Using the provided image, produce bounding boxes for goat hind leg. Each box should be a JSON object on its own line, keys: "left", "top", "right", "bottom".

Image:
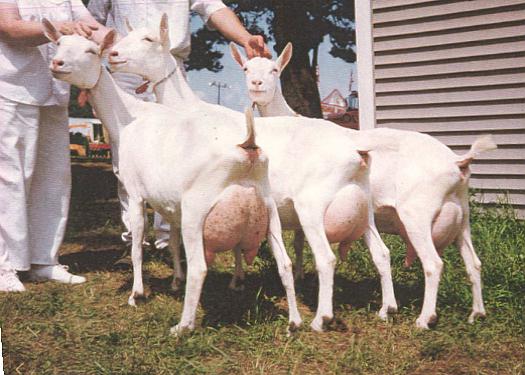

{"left": 170, "top": 217, "right": 208, "bottom": 336}
{"left": 398, "top": 209, "right": 443, "bottom": 329}
{"left": 229, "top": 245, "right": 245, "bottom": 291}
{"left": 364, "top": 223, "right": 398, "bottom": 320}
{"left": 169, "top": 227, "right": 185, "bottom": 291}
{"left": 293, "top": 230, "right": 305, "bottom": 280}
{"left": 295, "top": 202, "right": 337, "bottom": 332}
{"left": 456, "top": 224, "right": 486, "bottom": 323}
{"left": 267, "top": 201, "right": 302, "bottom": 332}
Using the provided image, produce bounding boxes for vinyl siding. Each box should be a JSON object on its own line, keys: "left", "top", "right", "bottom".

{"left": 370, "top": 0, "right": 525, "bottom": 218}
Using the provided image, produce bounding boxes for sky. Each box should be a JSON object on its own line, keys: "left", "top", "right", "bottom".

{"left": 186, "top": 16, "right": 357, "bottom": 113}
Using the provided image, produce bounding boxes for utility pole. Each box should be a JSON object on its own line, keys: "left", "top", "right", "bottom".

{"left": 209, "top": 81, "right": 230, "bottom": 105}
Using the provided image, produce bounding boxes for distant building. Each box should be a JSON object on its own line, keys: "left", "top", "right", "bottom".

{"left": 321, "top": 89, "right": 359, "bottom": 130}
{"left": 321, "top": 89, "right": 348, "bottom": 118}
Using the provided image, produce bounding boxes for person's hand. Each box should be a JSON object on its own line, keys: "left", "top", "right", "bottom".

{"left": 54, "top": 20, "right": 98, "bottom": 38}
{"left": 243, "top": 35, "right": 271, "bottom": 59}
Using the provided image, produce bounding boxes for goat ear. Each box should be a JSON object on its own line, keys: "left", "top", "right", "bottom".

{"left": 229, "top": 42, "right": 246, "bottom": 67}
{"left": 160, "top": 13, "right": 169, "bottom": 47}
{"left": 276, "top": 42, "right": 293, "bottom": 72}
{"left": 42, "top": 18, "right": 61, "bottom": 43}
{"left": 99, "top": 29, "right": 116, "bottom": 55}
{"left": 124, "top": 17, "right": 133, "bottom": 33}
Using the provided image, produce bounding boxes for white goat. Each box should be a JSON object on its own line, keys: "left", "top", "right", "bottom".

{"left": 43, "top": 21, "right": 303, "bottom": 335}
{"left": 110, "top": 14, "right": 400, "bottom": 332}
{"left": 231, "top": 42, "right": 496, "bottom": 328}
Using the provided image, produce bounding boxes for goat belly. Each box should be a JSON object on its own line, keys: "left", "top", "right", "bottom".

{"left": 203, "top": 185, "right": 269, "bottom": 265}
{"left": 324, "top": 185, "right": 369, "bottom": 247}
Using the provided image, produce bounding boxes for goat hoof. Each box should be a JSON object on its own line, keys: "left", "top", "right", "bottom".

{"left": 170, "top": 324, "right": 192, "bottom": 337}
{"left": 311, "top": 315, "right": 333, "bottom": 332}
{"left": 128, "top": 296, "right": 137, "bottom": 306}
{"left": 468, "top": 310, "right": 486, "bottom": 324}
{"left": 171, "top": 277, "right": 184, "bottom": 292}
{"left": 378, "top": 304, "right": 398, "bottom": 320}
{"left": 286, "top": 320, "right": 302, "bottom": 337}
{"left": 128, "top": 291, "right": 145, "bottom": 306}
{"left": 416, "top": 314, "right": 438, "bottom": 329}
{"left": 228, "top": 278, "right": 245, "bottom": 292}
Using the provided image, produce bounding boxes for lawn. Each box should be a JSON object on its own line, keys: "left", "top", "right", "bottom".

{"left": 1, "top": 161, "right": 524, "bottom": 374}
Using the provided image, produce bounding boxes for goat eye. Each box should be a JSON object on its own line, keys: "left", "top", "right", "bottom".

{"left": 272, "top": 68, "right": 279, "bottom": 73}
{"left": 243, "top": 67, "right": 248, "bottom": 72}
{"left": 143, "top": 37, "right": 154, "bottom": 42}
{"left": 86, "top": 49, "right": 97, "bottom": 54}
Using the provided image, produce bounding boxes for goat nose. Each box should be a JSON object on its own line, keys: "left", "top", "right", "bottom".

{"left": 109, "top": 50, "right": 118, "bottom": 57}
{"left": 52, "top": 59, "right": 64, "bottom": 67}
{"left": 252, "top": 80, "right": 262, "bottom": 86}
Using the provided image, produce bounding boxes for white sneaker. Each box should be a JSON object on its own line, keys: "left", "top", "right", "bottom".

{"left": 0, "top": 269, "right": 26, "bottom": 292}
{"left": 154, "top": 238, "right": 169, "bottom": 250}
{"left": 28, "top": 265, "right": 86, "bottom": 284}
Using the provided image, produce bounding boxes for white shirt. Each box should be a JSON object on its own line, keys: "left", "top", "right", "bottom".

{"left": 0, "top": 0, "right": 90, "bottom": 106}
{"left": 87, "top": 0, "right": 226, "bottom": 59}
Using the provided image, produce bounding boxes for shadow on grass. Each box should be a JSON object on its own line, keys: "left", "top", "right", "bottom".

{"left": 62, "top": 162, "right": 427, "bottom": 330}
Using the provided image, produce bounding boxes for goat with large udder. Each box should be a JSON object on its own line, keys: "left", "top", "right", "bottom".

{"left": 43, "top": 20, "right": 303, "bottom": 335}
{"left": 110, "top": 14, "right": 400, "bottom": 332}
{"left": 229, "top": 42, "right": 497, "bottom": 328}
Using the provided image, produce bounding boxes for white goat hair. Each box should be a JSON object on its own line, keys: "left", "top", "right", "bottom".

{"left": 231, "top": 42, "right": 497, "bottom": 328}
{"left": 43, "top": 21, "right": 303, "bottom": 335}
{"left": 110, "top": 14, "right": 400, "bottom": 332}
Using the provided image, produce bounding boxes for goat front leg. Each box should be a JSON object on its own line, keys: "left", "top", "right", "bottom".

{"left": 363, "top": 219, "right": 397, "bottom": 320}
{"left": 128, "top": 197, "right": 146, "bottom": 306}
{"left": 266, "top": 201, "right": 302, "bottom": 333}
{"left": 169, "top": 226, "right": 185, "bottom": 291}
{"left": 229, "top": 245, "right": 245, "bottom": 291}
{"left": 293, "top": 230, "right": 305, "bottom": 280}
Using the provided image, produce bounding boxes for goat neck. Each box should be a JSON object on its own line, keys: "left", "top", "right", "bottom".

{"left": 256, "top": 88, "right": 297, "bottom": 117}
{"left": 89, "top": 67, "right": 146, "bottom": 145}
{"left": 153, "top": 55, "right": 200, "bottom": 107}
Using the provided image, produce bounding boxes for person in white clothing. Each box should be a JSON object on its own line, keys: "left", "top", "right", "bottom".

{"left": 0, "top": 1, "right": 107, "bottom": 291}
{"left": 87, "top": 0, "right": 271, "bottom": 249}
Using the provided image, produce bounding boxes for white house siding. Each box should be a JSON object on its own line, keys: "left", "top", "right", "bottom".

{"left": 361, "top": 0, "right": 525, "bottom": 218}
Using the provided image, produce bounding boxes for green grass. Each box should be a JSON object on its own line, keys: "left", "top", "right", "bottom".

{"left": 1, "top": 162, "right": 524, "bottom": 374}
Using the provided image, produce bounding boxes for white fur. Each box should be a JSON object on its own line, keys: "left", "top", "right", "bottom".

{"left": 45, "top": 23, "right": 302, "bottom": 335}
{"left": 110, "top": 17, "right": 399, "bottom": 331}
{"left": 232, "top": 43, "right": 496, "bottom": 328}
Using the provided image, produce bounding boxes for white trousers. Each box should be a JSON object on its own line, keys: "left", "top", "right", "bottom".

{"left": 111, "top": 72, "right": 170, "bottom": 248}
{"left": 0, "top": 96, "right": 70, "bottom": 271}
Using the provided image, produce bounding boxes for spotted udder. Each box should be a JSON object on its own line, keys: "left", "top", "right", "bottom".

{"left": 203, "top": 185, "right": 269, "bottom": 265}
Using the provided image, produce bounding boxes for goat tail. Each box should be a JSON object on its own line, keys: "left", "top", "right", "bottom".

{"left": 238, "top": 106, "right": 258, "bottom": 150}
{"left": 456, "top": 134, "right": 497, "bottom": 168}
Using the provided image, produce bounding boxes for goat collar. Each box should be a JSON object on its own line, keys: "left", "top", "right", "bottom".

{"left": 135, "top": 68, "right": 177, "bottom": 95}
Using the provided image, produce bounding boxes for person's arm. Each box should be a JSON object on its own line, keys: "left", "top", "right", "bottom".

{"left": 0, "top": 3, "right": 51, "bottom": 46}
{"left": 0, "top": 2, "right": 105, "bottom": 46}
{"left": 72, "top": 0, "right": 111, "bottom": 44}
{"left": 191, "top": 1, "right": 271, "bottom": 59}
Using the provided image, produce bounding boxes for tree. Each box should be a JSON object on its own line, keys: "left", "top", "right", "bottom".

{"left": 187, "top": 0, "right": 356, "bottom": 118}
{"left": 69, "top": 1, "right": 356, "bottom": 118}
{"left": 69, "top": 86, "right": 94, "bottom": 118}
